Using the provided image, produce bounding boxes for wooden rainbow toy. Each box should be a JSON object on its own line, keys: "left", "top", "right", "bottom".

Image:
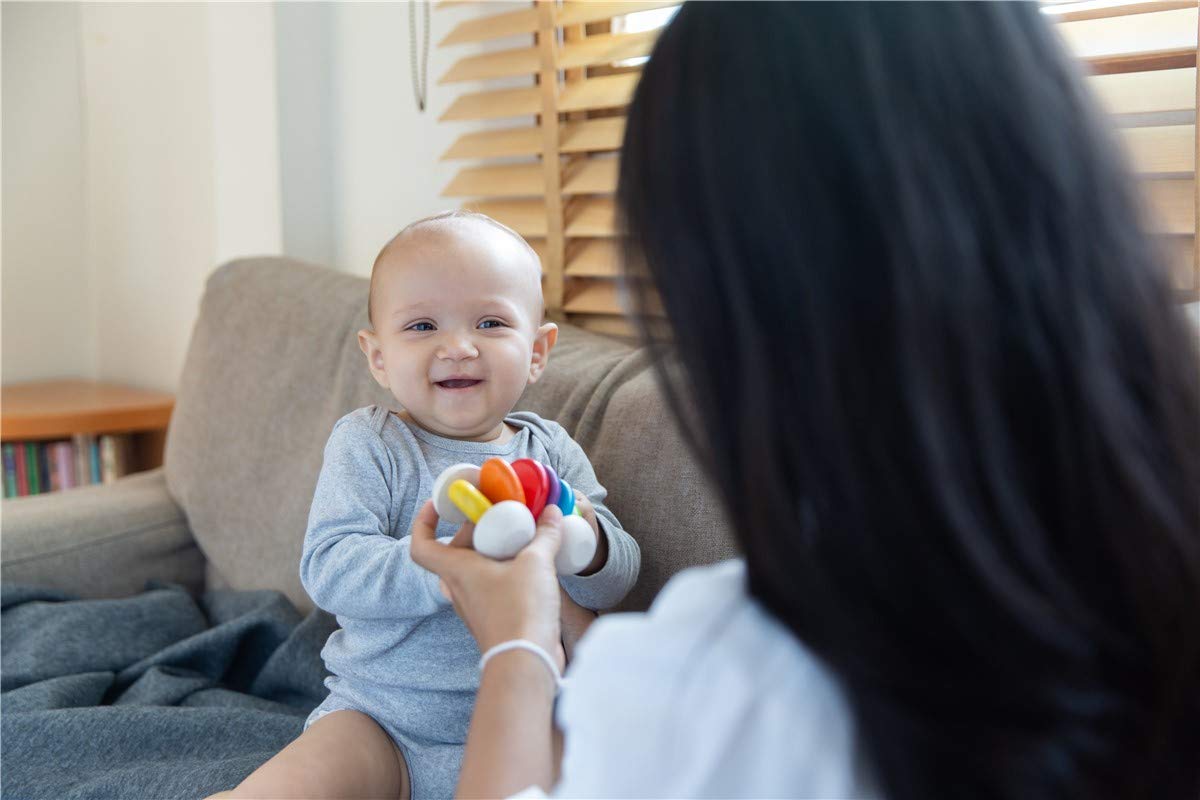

{"left": 431, "top": 458, "right": 596, "bottom": 575}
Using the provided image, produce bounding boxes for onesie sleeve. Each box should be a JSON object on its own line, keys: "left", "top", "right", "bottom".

{"left": 299, "top": 415, "right": 448, "bottom": 620}
{"left": 546, "top": 423, "right": 641, "bottom": 611}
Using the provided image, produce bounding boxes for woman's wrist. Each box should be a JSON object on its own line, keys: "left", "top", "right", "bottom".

{"left": 480, "top": 639, "right": 563, "bottom": 691}
{"left": 482, "top": 646, "right": 561, "bottom": 695}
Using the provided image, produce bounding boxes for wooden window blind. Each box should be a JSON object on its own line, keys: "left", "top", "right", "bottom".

{"left": 438, "top": 0, "right": 678, "bottom": 338}
{"left": 438, "top": 1, "right": 1200, "bottom": 340}
{"left": 1045, "top": 0, "right": 1200, "bottom": 299}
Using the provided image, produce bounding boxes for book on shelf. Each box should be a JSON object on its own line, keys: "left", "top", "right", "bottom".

{"left": 1, "top": 433, "right": 135, "bottom": 498}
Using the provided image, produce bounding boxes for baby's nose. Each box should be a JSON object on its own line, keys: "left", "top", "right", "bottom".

{"left": 437, "top": 335, "right": 479, "bottom": 360}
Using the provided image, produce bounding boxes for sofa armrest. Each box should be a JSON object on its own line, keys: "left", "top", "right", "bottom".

{"left": 1, "top": 467, "right": 205, "bottom": 598}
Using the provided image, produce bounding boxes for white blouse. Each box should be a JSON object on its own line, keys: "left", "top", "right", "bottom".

{"left": 538, "top": 559, "right": 879, "bottom": 798}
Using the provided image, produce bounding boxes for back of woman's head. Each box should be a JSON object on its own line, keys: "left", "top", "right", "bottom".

{"left": 618, "top": 3, "right": 1200, "bottom": 799}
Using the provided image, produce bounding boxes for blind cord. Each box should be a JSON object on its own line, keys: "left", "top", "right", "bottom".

{"left": 409, "top": 0, "right": 431, "bottom": 112}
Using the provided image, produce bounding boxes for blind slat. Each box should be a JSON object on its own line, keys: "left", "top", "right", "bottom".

{"left": 529, "top": 238, "right": 549, "bottom": 272}
{"left": 442, "top": 126, "right": 543, "bottom": 160}
{"left": 1119, "top": 125, "right": 1195, "bottom": 174}
{"left": 440, "top": 85, "right": 541, "bottom": 122}
{"left": 1088, "top": 67, "right": 1195, "bottom": 115}
{"left": 557, "top": 30, "right": 660, "bottom": 71}
{"left": 556, "top": 1, "right": 679, "bottom": 28}
{"left": 1141, "top": 178, "right": 1195, "bottom": 234}
{"left": 562, "top": 158, "right": 620, "bottom": 195}
{"left": 560, "top": 117, "right": 627, "bottom": 153}
{"left": 440, "top": 7, "right": 540, "bottom": 46}
{"left": 463, "top": 199, "right": 548, "bottom": 237}
{"left": 566, "top": 239, "right": 621, "bottom": 277}
{"left": 559, "top": 73, "right": 640, "bottom": 113}
{"left": 563, "top": 279, "right": 624, "bottom": 315}
{"left": 567, "top": 314, "right": 639, "bottom": 339}
{"left": 565, "top": 196, "right": 617, "bottom": 237}
{"left": 1056, "top": 7, "right": 1197, "bottom": 73}
{"left": 1159, "top": 234, "right": 1197, "bottom": 290}
{"left": 1043, "top": 0, "right": 1196, "bottom": 24}
{"left": 440, "top": 45, "right": 540, "bottom": 84}
{"left": 443, "top": 163, "right": 544, "bottom": 197}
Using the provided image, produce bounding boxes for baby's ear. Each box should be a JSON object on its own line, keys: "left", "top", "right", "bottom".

{"left": 528, "top": 322, "right": 559, "bottom": 384}
{"left": 357, "top": 329, "right": 390, "bottom": 388}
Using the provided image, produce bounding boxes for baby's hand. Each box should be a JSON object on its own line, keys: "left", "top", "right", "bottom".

{"left": 573, "top": 491, "right": 600, "bottom": 539}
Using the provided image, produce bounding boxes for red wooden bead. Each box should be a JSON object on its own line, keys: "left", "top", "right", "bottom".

{"left": 511, "top": 458, "right": 550, "bottom": 518}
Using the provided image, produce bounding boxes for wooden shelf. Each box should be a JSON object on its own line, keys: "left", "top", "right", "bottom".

{"left": 2, "top": 379, "right": 174, "bottom": 479}
{"left": 2, "top": 379, "right": 174, "bottom": 440}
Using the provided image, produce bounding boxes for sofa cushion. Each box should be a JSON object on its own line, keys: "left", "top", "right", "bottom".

{"left": 165, "top": 258, "right": 736, "bottom": 614}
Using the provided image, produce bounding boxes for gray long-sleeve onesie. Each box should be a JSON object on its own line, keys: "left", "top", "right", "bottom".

{"left": 299, "top": 405, "right": 640, "bottom": 798}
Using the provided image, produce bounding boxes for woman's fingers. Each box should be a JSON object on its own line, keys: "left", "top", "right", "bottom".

{"left": 410, "top": 499, "right": 440, "bottom": 543}
{"left": 525, "top": 505, "right": 565, "bottom": 563}
{"left": 410, "top": 501, "right": 469, "bottom": 576}
{"left": 448, "top": 520, "right": 476, "bottom": 549}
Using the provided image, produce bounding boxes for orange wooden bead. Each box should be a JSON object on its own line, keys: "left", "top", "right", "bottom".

{"left": 478, "top": 457, "right": 526, "bottom": 505}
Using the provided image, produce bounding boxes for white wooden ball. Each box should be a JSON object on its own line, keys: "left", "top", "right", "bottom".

{"left": 432, "top": 463, "right": 481, "bottom": 526}
{"left": 474, "top": 501, "right": 536, "bottom": 560}
{"left": 556, "top": 514, "right": 598, "bottom": 575}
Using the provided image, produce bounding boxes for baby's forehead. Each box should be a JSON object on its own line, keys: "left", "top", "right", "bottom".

{"left": 373, "top": 220, "right": 543, "bottom": 317}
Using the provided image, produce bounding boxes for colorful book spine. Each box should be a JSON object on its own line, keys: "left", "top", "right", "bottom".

{"left": 53, "top": 441, "right": 75, "bottom": 490}
{"left": 15, "top": 442, "right": 28, "bottom": 496}
{"left": 26, "top": 443, "right": 40, "bottom": 495}
{"left": 2, "top": 444, "right": 16, "bottom": 498}
{"left": 1, "top": 434, "right": 140, "bottom": 499}
{"left": 100, "top": 436, "right": 116, "bottom": 484}
{"left": 90, "top": 439, "right": 101, "bottom": 485}
{"left": 72, "top": 434, "right": 89, "bottom": 486}
{"left": 47, "top": 445, "right": 60, "bottom": 492}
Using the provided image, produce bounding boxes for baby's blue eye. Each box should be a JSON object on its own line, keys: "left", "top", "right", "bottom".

{"left": 479, "top": 320, "right": 505, "bottom": 329}
{"left": 408, "top": 322, "right": 435, "bottom": 332}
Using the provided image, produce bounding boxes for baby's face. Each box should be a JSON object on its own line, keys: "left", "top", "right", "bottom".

{"left": 358, "top": 221, "right": 556, "bottom": 442}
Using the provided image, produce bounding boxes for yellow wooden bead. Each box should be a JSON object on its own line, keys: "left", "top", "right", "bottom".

{"left": 448, "top": 479, "right": 492, "bottom": 524}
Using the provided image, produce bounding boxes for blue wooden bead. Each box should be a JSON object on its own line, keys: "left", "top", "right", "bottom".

{"left": 556, "top": 477, "right": 575, "bottom": 515}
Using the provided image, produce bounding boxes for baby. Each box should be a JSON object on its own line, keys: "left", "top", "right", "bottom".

{"left": 219, "top": 210, "right": 640, "bottom": 800}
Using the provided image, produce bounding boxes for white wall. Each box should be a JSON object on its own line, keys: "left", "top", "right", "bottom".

{"left": 2, "top": 1, "right": 521, "bottom": 389}
{"left": 2, "top": 2, "right": 92, "bottom": 384}
{"left": 277, "top": 1, "right": 531, "bottom": 277}
{"left": 2, "top": 1, "right": 283, "bottom": 391}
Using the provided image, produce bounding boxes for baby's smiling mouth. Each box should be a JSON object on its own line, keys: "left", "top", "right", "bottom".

{"left": 436, "top": 378, "right": 483, "bottom": 390}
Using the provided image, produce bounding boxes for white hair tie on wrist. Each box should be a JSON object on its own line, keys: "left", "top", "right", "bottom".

{"left": 479, "top": 639, "right": 563, "bottom": 692}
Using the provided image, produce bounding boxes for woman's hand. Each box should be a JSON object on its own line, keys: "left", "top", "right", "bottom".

{"left": 409, "top": 499, "right": 565, "bottom": 659}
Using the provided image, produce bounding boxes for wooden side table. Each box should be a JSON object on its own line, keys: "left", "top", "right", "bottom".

{"left": 1, "top": 379, "right": 175, "bottom": 473}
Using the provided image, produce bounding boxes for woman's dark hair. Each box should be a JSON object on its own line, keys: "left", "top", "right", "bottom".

{"left": 618, "top": 3, "right": 1200, "bottom": 799}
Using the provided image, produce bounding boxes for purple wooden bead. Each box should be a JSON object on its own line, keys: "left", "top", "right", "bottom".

{"left": 544, "top": 463, "right": 561, "bottom": 506}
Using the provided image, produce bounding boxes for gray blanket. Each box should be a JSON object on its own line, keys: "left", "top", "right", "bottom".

{"left": 1, "top": 583, "right": 336, "bottom": 799}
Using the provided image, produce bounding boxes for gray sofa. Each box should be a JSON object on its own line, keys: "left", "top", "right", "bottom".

{"left": 2, "top": 257, "right": 736, "bottom": 614}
